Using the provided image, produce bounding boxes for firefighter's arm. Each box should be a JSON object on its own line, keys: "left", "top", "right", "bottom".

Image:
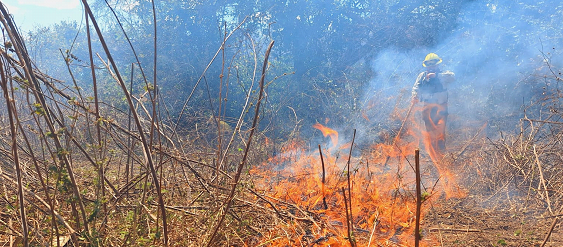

{"left": 440, "top": 71, "right": 455, "bottom": 84}
{"left": 411, "top": 72, "right": 425, "bottom": 104}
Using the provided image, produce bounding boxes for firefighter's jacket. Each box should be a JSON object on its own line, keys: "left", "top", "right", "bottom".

{"left": 412, "top": 70, "right": 455, "bottom": 105}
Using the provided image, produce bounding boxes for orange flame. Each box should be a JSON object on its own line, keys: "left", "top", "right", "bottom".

{"left": 414, "top": 103, "right": 466, "bottom": 199}
{"left": 251, "top": 99, "right": 477, "bottom": 245}
{"left": 313, "top": 123, "right": 339, "bottom": 148}
{"left": 251, "top": 124, "right": 438, "bottom": 246}
{"left": 419, "top": 103, "right": 447, "bottom": 161}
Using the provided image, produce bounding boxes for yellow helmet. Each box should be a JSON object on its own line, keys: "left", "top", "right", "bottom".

{"left": 422, "top": 53, "right": 442, "bottom": 67}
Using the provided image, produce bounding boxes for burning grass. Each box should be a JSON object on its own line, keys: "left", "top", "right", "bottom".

{"left": 245, "top": 119, "right": 468, "bottom": 246}
{"left": 249, "top": 139, "right": 429, "bottom": 246}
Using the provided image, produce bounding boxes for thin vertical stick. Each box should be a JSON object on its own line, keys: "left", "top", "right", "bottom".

{"left": 318, "top": 144, "right": 328, "bottom": 210}
{"left": 126, "top": 63, "right": 135, "bottom": 192}
{"left": 148, "top": 0, "right": 159, "bottom": 148}
{"left": 346, "top": 129, "right": 357, "bottom": 236}
{"left": 0, "top": 53, "right": 28, "bottom": 247}
{"left": 205, "top": 40, "right": 275, "bottom": 246}
{"left": 533, "top": 145, "right": 552, "bottom": 214}
{"left": 215, "top": 22, "right": 228, "bottom": 172}
{"left": 342, "top": 187, "right": 355, "bottom": 247}
{"left": 415, "top": 149, "right": 421, "bottom": 247}
{"left": 342, "top": 188, "right": 350, "bottom": 237}
{"left": 85, "top": 8, "right": 106, "bottom": 239}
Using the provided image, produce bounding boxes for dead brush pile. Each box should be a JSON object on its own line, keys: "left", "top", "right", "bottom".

{"left": 474, "top": 117, "right": 563, "bottom": 213}
{"left": 472, "top": 68, "right": 563, "bottom": 213}
{"left": 0, "top": 3, "right": 280, "bottom": 246}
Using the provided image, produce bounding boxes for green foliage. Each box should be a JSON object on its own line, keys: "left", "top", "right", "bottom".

{"left": 67, "top": 96, "right": 78, "bottom": 105}
{"left": 56, "top": 148, "right": 69, "bottom": 159}
{"left": 421, "top": 191, "right": 431, "bottom": 202}
{"left": 46, "top": 128, "right": 66, "bottom": 138}
{"left": 453, "top": 239, "right": 465, "bottom": 244}
{"left": 88, "top": 200, "right": 101, "bottom": 223}
{"left": 143, "top": 82, "right": 155, "bottom": 92}
{"left": 33, "top": 102, "right": 45, "bottom": 115}
{"left": 496, "top": 239, "right": 507, "bottom": 245}
{"left": 46, "top": 131, "right": 56, "bottom": 138}
{"left": 54, "top": 165, "right": 72, "bottom": 195}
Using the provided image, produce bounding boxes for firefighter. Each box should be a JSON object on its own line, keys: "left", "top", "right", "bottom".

{"left": 411, "top": 53, "right": 455, "bottom": 155}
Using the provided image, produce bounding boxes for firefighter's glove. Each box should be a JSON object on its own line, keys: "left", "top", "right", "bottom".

{"left": 411, "top": 96, "right": 419, "bottom": 105}
{"left": 426, "top": 73, "right": 436, "bottom": 80}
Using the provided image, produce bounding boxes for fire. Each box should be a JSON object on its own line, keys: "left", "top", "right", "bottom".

{"left": 313, "top": 123, "right": 339, "bottom": 148}
{"left": 414, "top": 103, "right": 466, "bottom": 199}
{"left": 251, "top": 123, "right": 440, "bottom": 246}
{"left": 419, "top": 103, "right": 447, "bottom": 162}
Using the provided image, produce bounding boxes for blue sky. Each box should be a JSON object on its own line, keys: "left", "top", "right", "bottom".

{"left": 2, "top": 0, "right": 83, "bottom": 32}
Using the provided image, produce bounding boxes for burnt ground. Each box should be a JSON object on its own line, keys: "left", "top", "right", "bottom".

{"left": 423, "top": 192, "right": 562, "bottom": 247}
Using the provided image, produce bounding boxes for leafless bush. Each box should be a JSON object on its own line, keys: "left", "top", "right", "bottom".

{"left": 465, "top": 64, "right": 563, "bottom": 214}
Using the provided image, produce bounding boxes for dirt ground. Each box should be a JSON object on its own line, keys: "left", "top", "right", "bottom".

{"left": 423, "top": 195, "right": 562, "bottom": 247}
